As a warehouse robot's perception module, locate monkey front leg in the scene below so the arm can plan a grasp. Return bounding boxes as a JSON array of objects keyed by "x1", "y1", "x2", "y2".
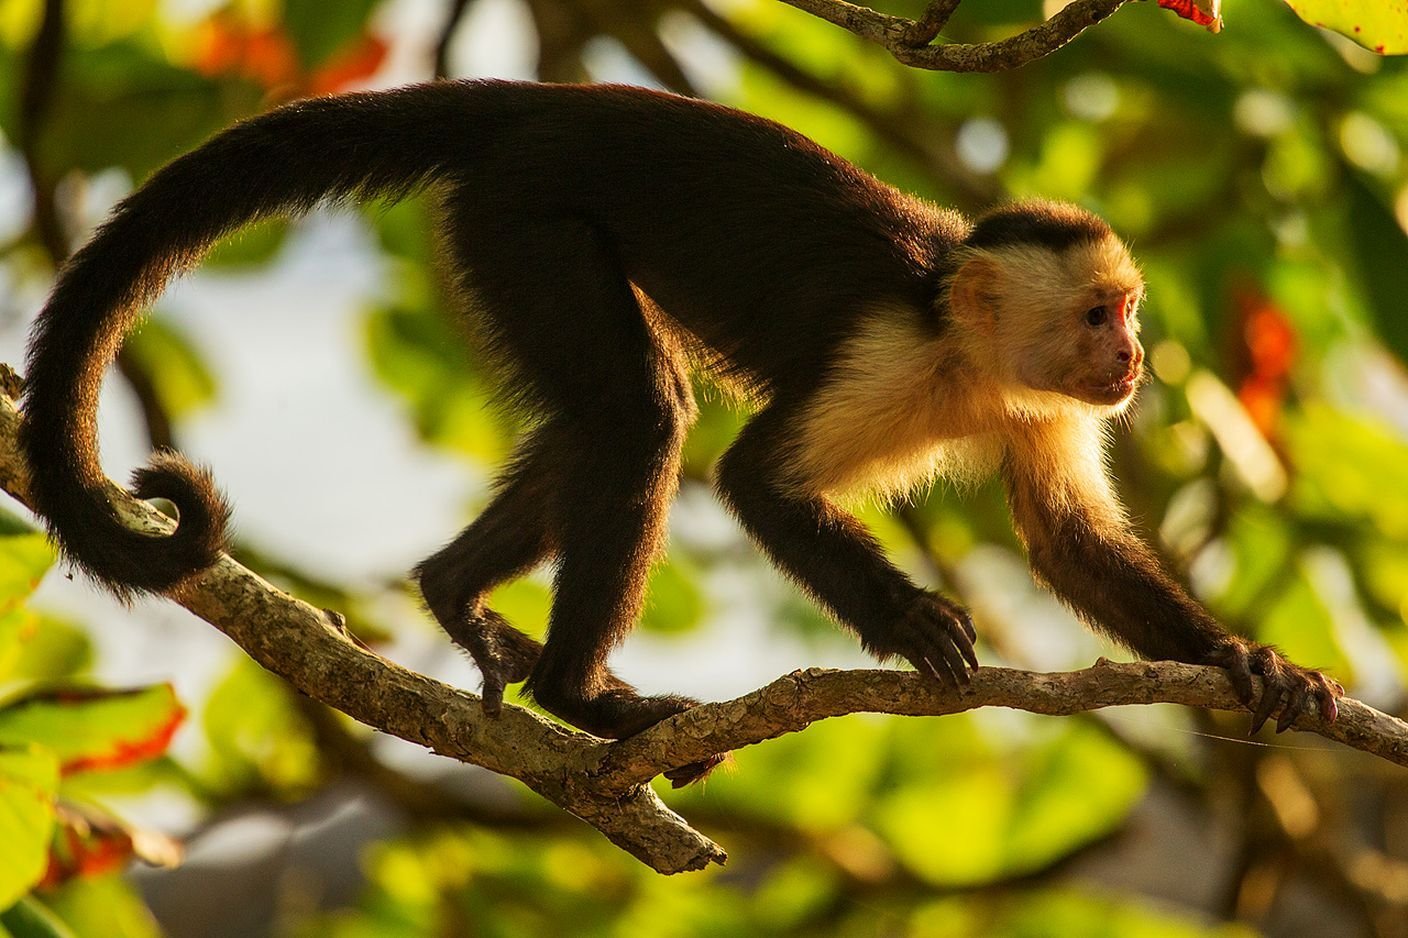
[
  {"x1": 716, "y1": 411, "x2": 978, "y2": 686},
  {"x1": 1003, "y1": 440, "x2": 1342, "y2": 731}
]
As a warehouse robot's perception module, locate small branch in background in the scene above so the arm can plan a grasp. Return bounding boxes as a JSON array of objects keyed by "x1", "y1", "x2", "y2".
[
  {"x1": 17, "y1": 0, "x2": 177, "y2": 452},
  {"x1": 683, "y1": 0, "x2": 996, "y2": 206},
  {"x1": 901, "y1": 0, "x2": 961, "y2": 48},
  {"x1": 433, "y1": 0, "x2": 475, "y2": 80},
  {"x1": 774, "y1": 0, "x2": 1135, "y2": 72}
]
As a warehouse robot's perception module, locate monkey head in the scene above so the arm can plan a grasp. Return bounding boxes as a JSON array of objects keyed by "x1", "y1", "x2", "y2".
[{"x1": 947, "y1": 201, "x2": 1146, "y2": 414}]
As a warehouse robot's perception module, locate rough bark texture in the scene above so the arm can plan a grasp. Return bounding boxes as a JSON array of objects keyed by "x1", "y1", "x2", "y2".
[
  {"x1": 775, "y1": 0, "x2": 1134, "y2": 72},
  {"x1": 2, "y1": 370, "x2": 1405, "y2": 875}
]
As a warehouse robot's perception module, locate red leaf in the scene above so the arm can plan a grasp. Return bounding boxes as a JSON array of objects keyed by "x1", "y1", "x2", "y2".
[
  {"x1": 309, "y1": 35, "x2": 389, "y2": 96},
  {"x1": 40, "y1": 803, "x2": 182, "y2": 889},
  {"x1": 1157, "y1": 0, "x2": 1223, "y2": 32}
]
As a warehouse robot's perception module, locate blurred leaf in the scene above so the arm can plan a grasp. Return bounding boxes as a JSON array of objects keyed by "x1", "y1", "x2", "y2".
[
  {"x1": 0, "y1": 747, "x2": 59, "y2": 909},
  {"x1": 0, "y1": 686, "x2": 183, "y2": 777},
  {"x1": 282, "y1": 0, "x2": 379, "y2": 70},
  {"x1": 202, "y1": 657, "x2": 319, "y2": 794},
  {"x1": 1346, "y1": 176, "x2": 1408, "y2": 361},
  {"x1": 486, "y1": 577, "x2": 551, "y2": 640},
  {"x1": 123, "y1": 316, "x2": 217, "y2": 420},
  {"x1": 43, "y1": 802, "x2": 181, "y2": 889},
  {"x1": 31, "y1": 41, "x2": 247, "y2": 182},
  {"x1": 875, "y1": 720, "x2": 1146, "y2": 885},
  {"x1": 681, "y1": 393, "x2": 746, "y2": 479},
  {"x1": 912, "y1": 887, "x2": 1256, "y2": 937},
  {"x1": 677, "y1": 716, "x2": 888, "y2": 830},
  {"x1": 203, "y1": 217, "x2": 289, "y2": 269},
  {"x1": 0, "y1": 612, "x2": 91, "y2": 688},
  {"x1": 0, "y1": 521, "x2": 54, "y2": 616},
  {"x1": 639, "y1": 555, "x2": 705, "y2": 635},
  {"x1": 39, "y1": 876, "x2": 159, "y2": 938},
  {"x1": 1257, "y1": 566, "x2": 1349, "y2": 676},
  {"x1": 1287, "y1": 404, "x2": 1408, "y2": 540},
  {"x1": 1283, "y1": 0, "x2": 1408, "y2": 53},
  {"x1": 1213, "y1": 504, "x2": 1293, "y2": 618},
  {"x1": 0, "y1": 896, "x2": 76, "y2": 938},
  {"x1": 363, "y1": 304, "x2": 510, "y2": 463}
]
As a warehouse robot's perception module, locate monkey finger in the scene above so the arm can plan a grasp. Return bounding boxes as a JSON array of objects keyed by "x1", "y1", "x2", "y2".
[
  {"x1": 933, "y1": 634, "x2": 972, "y2": 686},
  {"x1": 922, "y1": 653, "x2": 961, "y2": 689},
  {"x1": 480, "y1": 675, "x2": 505, "y2": 717},
  {"x1": 946, "y1": 618, "x2": 980, "y2": 671},
  {"x1": 956, "y1": 609, "x2": 977, "y2": 644},
  {"x1": 1276, "y1": 683, "x2": 1309, "y2": 734},
  {"x1": 1221, "y1": 653, "x2": 1255, "y2": 706},
  {"x1": 1248, "y1": 683, "x2": 1283, "y2": 736},
  {"x1": 1316, "y1": 685, "x2": 1340, "y2": 723}
]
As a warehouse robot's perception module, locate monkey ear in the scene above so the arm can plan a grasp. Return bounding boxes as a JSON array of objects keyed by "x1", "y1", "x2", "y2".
[{"x1": 949, "y1": 256, "x2": 1001, "y2": 333}]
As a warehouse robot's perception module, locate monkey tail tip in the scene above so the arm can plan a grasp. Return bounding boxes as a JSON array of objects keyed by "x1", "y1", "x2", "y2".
[{"x1": 42, "y1": 450, "x2": 233, "y2": 599}]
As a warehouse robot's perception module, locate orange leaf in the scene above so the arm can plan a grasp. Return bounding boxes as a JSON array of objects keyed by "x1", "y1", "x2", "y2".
[
  {"x1": 310, "y1": 35, "x2": 389, "y2": 96},
  {"x1": 1157, "y1": 0, "x2": 1223, "y2": 32}
]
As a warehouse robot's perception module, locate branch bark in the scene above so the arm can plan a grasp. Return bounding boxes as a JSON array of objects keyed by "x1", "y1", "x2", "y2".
[
  {"x1": 774, "y1": 0, "x2": 1135, "y2": 72},
  {"x1": 1, "y1": 367, "x2": 1406, "y2": 875}
]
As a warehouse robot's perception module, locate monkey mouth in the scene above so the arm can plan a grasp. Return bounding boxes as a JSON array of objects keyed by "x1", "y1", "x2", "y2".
[{"x1": 1088, "y1": 372, "x2": 1139, "y2": 403}]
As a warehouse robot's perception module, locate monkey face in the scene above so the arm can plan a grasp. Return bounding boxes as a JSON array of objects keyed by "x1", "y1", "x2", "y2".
[{"x1": 949, "y1": 232, "x2": 1146, "y2": 414}]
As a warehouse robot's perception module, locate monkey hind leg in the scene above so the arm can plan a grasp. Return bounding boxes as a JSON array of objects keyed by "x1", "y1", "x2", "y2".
[
  {"x1": 416, "y1": 436, "x2": 558, "y2": 714},
  {"x1": 445, "y1": 207, "x2": 720, "y2": 783}
]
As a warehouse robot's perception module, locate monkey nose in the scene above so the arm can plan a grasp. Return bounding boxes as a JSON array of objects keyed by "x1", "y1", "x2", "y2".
[{"x1": 1116, "y1": 349, "x2": 1132, "y2": 363}]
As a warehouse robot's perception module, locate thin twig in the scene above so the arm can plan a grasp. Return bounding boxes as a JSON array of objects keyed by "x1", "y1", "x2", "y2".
[{"x1": 774, "y1": 0, "x2": 1135, "y2": 72}]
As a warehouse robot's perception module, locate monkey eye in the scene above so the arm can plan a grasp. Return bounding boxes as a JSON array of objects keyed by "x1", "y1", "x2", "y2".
[{"x1": 1085, "y1": 306, "x2": 1108, "y2": 327}]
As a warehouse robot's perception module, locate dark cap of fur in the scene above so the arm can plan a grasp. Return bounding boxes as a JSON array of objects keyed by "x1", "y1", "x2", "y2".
[{"x1": 965, "y1": 199, "x2": 1112, "y2": 252}]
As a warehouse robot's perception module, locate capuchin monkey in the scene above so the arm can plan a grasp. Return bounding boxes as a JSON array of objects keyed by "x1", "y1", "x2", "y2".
[{"x1": 21, "y1": 81, "x2": 1342, "y2": 785}]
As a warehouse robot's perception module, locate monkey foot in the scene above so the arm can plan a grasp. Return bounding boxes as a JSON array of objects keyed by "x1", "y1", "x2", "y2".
[
  {"x1": 869, "y1": 590, "x2": 980, "y2": 689},
  {"x1": 1209, "y1": 639, "x2": 1344, "y2": 734},
  {"x1": 663, "y1": 752, "x2": 728, "y2": 788},
  {"x1": 443, "y1": 609, "x2": 542, "y2": 716}
]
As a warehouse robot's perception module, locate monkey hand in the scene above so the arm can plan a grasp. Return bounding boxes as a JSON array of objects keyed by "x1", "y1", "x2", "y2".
[
  {"x1": 867, "y1": 589, "x2": 980, "y2": 689},
  {"x1": 1207, "y1": 638, "x2": 1343, "y2": 734}
]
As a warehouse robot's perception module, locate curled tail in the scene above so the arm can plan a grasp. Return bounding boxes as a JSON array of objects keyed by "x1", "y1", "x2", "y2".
[{"x1": 21, "y1": 81, "x2": 480, "y2": 595}]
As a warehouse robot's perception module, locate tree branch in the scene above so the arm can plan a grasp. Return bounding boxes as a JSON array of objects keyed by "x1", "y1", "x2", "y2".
[
  {"x1": 1, "y1": 368, "x2": 1406, "y2": 876},
  {"x1": 774, "y1": 0, "x2": 1135, "y2": 72}
]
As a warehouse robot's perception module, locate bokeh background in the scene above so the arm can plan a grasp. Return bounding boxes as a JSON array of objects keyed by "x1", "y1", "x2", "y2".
[{"x1": 1, "y1": 0, "x2": 1408, "y2": 935}]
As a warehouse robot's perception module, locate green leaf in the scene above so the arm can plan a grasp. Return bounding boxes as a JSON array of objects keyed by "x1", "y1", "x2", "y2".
[
  {"x1": 1346, "y1": 177, "x2": 1408, "y2": 362},
  {"x1": 282, "y1": 0, "x2": 379, "y2": 69},
  {"x1": 1283, "y1": 0, "x2": 1408, "y2": 53},
  {"x1": 34, "y1": 41, "x2": 249, "y2": 183},
  {"x1": 1257, "y1": 568, "x2": 1349, "y2": 678},
  {"x1": 0, "y1": 526, "x2": 54, "y2": 616},
  {"x1": 123, "y1": 317, "x2": 217, "y2": 421},
  {"x1": 639, "y1": 556, "x2": 706, "y2": 635},
  {"x1": 875, "y1": 720, "x2": 1146, "y2": 885},
  {"x1": 0, "y1": 896, "x2": 77, "y2": 938},
  {"x1": 1287, "y1": 404, "x2": 1408, "y2": 540},
  {"x1": 203, "y1": 217, "x2": 290, "y2": 269},
  {"x1": 202, "y1": 658, "x2": 318, "y2": 794},
  {"x1": 0, "y1": 686, "x2": 184, "y2": 776},
  {"x1": 363, "y1": 304, "x2": 511, "y2": 463},
  {"x1": 0, "y1": 747, "x2": 60, "y2": 909},
  {"x1": 913, "y1": 887, "x2": 1257, "y2": 937},
  {"x1": 39, "y1": 877, "x2": 160, "y2": 938},
  {"x1": 0, "y1": 612, "x2": 91, "y2": 688}
]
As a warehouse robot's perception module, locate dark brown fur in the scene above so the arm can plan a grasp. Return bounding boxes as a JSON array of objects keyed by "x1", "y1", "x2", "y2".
[{"x1": 22, "y1": 82, "x2": 1339, "y2": 785}]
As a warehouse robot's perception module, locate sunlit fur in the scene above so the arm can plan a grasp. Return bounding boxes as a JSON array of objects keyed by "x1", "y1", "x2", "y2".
[{"x1": 790, "y1": 233, "x2": 1145, "y2": 503}]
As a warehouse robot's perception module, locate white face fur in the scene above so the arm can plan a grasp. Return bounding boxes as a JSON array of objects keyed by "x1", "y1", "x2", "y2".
[{"x1": 949, "y1": 234, "x2": 1146, "y2": 414}]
